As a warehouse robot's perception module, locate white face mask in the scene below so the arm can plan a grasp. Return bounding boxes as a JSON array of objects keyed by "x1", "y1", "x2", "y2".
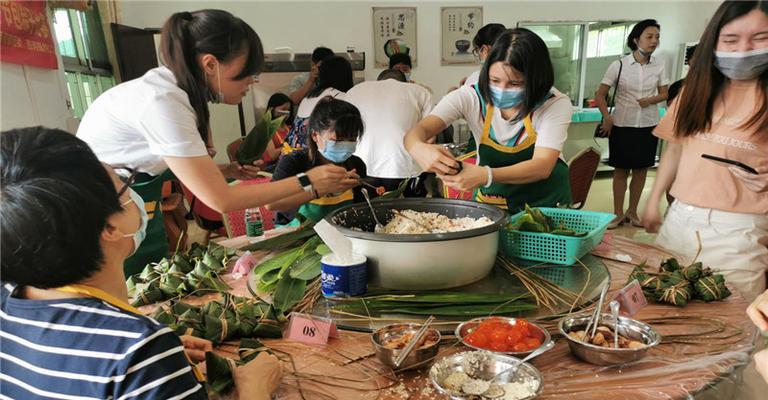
[
  {"x1": 121, "y1": 188, "x2": 148, "y2": 257},
  {"x1": 715, "y1": 47, "x2": 768, "y2": 80}
]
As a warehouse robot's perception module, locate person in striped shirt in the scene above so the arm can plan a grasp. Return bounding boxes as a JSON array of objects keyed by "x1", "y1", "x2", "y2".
[{"x1": 0, "y1": 127, "x2": 282, "y2": 400}]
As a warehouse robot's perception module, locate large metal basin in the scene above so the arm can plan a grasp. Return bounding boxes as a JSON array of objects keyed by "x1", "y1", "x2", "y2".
[{"x1": 324, "y1": 198, "x2": 507, "y2": 290}]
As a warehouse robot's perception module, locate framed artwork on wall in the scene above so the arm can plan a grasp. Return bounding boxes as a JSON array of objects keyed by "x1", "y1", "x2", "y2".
[
  {"x1": 441, "y1": 6, "x2": 483, "y2": 65},
  {"x1": 372, "y1": 7, "x2": 417, "y2": 68}
]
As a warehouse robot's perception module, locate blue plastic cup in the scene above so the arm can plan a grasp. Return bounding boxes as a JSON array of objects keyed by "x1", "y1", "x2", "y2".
[{"x1": 320, "y1": 253, "x2": 367, "y2": 297}]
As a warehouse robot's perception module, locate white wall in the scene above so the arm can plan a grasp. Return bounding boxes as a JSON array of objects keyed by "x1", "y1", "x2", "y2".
[
  {"x1": 117, "y1": 0, "x2": 720, "y2": 162},
  {"x1": 120, "y1": 0, "x2": 720, "y2": 93},
  {"x1": 1, "y1": 9, "x2": 73, "y2": 132}
]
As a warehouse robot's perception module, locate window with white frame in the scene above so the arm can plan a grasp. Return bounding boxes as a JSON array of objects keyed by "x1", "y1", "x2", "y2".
[{"x1": 519, "y1": 21, "x2": 637, "y2": 108}]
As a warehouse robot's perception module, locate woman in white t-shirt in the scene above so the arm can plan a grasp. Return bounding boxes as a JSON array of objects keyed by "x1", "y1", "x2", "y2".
[
  {"x1": 77, "y1": 10, "x2": 357, "y2": 275},
  {"x1": 285, "y1": 56, "x2": 353, "y2": 151},
  {"x1": 405, "y1": 29, "x2": 573, "y2": 212}
]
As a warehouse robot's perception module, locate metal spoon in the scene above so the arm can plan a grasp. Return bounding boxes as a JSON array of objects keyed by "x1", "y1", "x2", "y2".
[
  {"x1": 360, "y1": 188, "x2": 384, "y2": 233},
  {"x1": 585, "y1": 280, "x2": 611, "y2": 339},
  {"x1": 610, "y1": 300, "x2": 620, "y2": 348},
  {"x1": 393, "y1": 315, "x2": 435, "y2": 368},
  {"x1": 480, "y1": 340, "x2": 556, "y2": 398}
]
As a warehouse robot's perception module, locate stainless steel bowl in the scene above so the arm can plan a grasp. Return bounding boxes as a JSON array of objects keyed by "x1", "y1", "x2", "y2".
[
  {"x1": 326, "y1": 198, "x2": 507, "y2": 290},
  {"x1": 558, "y1": 313, "x2": 661, "y2": 366},
  {"x1": 372, "y1": 323, "x2": 441, "y2": 370},
  {"x1": 456, "y1": 317, "x2": 552, "y2": 358},
  {"x1": 430, "y1": 350, "x2": 542, "y2": 400}
]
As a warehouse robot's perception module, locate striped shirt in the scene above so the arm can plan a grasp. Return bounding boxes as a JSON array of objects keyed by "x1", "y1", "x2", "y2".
[{"x1": 0, "y1": 282, "x2": 207, "y2": 400}]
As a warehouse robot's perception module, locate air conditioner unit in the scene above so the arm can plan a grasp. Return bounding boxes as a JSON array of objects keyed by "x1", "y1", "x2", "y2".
[{"x1": 677, "y1": 41, "x2": 698, "y2": 79}]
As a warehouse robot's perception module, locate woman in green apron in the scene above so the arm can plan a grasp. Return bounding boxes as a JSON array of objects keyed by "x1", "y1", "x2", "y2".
[
  {"x1": 267, "y1": 97, "x2": 367, "y2": 222},
  {"x1": 77, "y1": 10, "x2": 358, "y2": 277},
  {"x1": 405, "y1": 28, "x2": 573, "y2": 212}
]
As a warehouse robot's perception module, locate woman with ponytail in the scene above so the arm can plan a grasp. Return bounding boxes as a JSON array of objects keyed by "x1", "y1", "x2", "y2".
[
  {"x1": 77, "y1": 10, "x2": 358, "y2": 275},
  {"x1": 267, "y1": 97, "x2": 367, "y2": 222}
]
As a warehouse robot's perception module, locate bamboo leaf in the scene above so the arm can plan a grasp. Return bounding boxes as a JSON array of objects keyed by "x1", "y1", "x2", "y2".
[
  {"x1": 288, "y1": 252, "x2": 323, "y2": 280},
  {"x1": 205, "y1": 352, "x2": 235, "y2": 395},
  {"x1": 239, "y1": 222, "x2": 316, "y2": 252},
  {"x1": 273, "y1": 274, "x2": 307, "y2": 313}
]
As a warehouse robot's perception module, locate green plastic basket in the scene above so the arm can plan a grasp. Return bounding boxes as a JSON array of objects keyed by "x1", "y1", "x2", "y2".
[{"x1": 501, "y1": 208, "x2": 614, "y2": 265}]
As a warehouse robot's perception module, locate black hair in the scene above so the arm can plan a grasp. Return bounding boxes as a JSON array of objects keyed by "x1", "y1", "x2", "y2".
[
  {"x1": 674, "y1": 1, "x2": 768, "y2": 136},
  {"x1": 160, "y1": 9, "x2": 265, "y2": 144},
  {"x1": 307, "y1": 97, "x2": 364, "y2": 162},
  {"x1": 306, "y1": 56, "x2": 353, "y2": 98},
  {"x1": 267, "y1": 92, "x2": 295, "y2": 126},
  {"x1": 311, "y1": 47, "x2": 334, "y2": 63},
  {"x1": 473, "y1": 23, "x2": 507, "y2": 49},
  {"x1": 388, "y1": 53, "x2": 412, "y2": 69},
  {"x1": 478, "y1": 28, "x2": 554, "y2": 120},
  {"x1": 1, "y1": 127, "x2": 122, "y2": 289},
  {"x1": 627, "y1": 19, "x2": 660, "y2": 51},
  {"x1": 377, "y1": 68, "x2": 406, "y2": 82}
]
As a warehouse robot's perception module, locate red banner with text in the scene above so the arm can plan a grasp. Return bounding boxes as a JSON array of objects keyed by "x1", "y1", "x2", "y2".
[{"x1": 0, "y1": 1, "x2": 58, "y2": 69}]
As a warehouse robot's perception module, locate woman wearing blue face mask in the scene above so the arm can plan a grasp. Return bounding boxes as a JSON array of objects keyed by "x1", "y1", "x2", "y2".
[
  {"x1": 405, "y1": 28, "x2": 573, "y2": 212},
  {"x1": 642, "y1": 0, "x2": 768, "y2": 301},
  {"x1": 268, "y1": 97, "x2": 366, "y2": 222}
]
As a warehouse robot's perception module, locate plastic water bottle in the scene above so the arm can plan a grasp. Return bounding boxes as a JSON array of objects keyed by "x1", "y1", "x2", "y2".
[{"x1": 244, "y1": 208, "x2": 264, "y2": 238}]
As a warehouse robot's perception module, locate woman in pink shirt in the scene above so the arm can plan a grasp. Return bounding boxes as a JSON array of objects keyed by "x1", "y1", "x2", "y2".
[{"x1": 643, "y1": 0, "x2": 768, "y2": 301}]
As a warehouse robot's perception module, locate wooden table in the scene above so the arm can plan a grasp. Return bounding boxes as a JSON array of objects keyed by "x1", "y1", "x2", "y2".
[{"x1": 161, "y1": 232, "x2": 759, "y2": 399}]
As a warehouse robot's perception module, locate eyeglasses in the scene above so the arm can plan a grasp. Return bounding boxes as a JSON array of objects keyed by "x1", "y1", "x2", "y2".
[{"x1": 116, "y1": 168, "x2": 138, "y2": 198}]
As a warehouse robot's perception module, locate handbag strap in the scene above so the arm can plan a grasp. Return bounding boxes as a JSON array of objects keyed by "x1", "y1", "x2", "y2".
[{"x1": 608, "y1": 59, "x2": 623, "y2": 114}]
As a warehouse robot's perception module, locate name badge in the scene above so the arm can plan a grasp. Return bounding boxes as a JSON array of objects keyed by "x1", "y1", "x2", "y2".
[{"x1": 284, "y1": 312, "x2": 338, "y2": 345}]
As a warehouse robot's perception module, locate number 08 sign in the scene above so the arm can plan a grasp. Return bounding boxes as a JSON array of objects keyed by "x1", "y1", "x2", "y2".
[{"x1": 285, "y1": 312, "x2": 339, "y2": 345}]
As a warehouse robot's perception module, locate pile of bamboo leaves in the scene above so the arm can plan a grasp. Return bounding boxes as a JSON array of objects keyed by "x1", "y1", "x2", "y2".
[
  {"x1": 127, "y1": 242, "x2": 235, "y2": 306},
  {"x1": 330, "y1": 291, "x2": 536, "y2": 317},
  {"x1": 151, "y1": 294, "x2": 282, "y2": 345}
]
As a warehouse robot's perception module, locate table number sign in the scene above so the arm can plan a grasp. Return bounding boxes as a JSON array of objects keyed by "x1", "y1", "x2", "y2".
[
  {"x1": 613, "y1": 279, "x2": 648, "y2": 316},
  {"x1": 285, "y1": 312, "x2": 338, "y2": 345}
]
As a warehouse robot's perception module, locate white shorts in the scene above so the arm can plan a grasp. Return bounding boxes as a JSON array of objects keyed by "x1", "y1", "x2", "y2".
[{"x1": 656, "y1": 200, "x2": 768, "y2": 302}]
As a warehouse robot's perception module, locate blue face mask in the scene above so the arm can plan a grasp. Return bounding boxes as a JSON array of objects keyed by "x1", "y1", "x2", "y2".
[
  {"x1": 320, "y1": 140, "x2": 356, "y2": 163},
  {"x1": 121, "y1": 188, "x2": 148, "y2": 257},
  {"x1": 404, "y1": 73, "x2": 411, "y2": 81},
  {"x1": 489, "y1": 85, "x2": 525, "y2": 109}
]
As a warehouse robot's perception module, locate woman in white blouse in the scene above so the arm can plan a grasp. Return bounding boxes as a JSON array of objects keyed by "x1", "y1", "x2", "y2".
[{"x1": 595, "y1": 19, "x2": 669, "y2": 229}]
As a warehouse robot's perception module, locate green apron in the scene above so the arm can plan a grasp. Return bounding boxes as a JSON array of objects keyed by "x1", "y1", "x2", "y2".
[
  {"x1": 123, "y1": 170, "x2": 174, "y2": 277},
  {"x1": 298, "y1": 189, "x2": 355, "y2": 222},
  {"x1": 472, "y1": 85, "x2": 572, "y2": 213}
]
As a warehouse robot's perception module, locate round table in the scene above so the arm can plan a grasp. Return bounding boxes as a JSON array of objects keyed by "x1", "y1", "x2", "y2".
[{"x1": 188, "y1": 233, "x2": 759, "y2": 399}]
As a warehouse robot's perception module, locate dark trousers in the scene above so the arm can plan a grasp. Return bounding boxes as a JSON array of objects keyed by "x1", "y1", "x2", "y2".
[{"x1": 366, "y1": 172, "x2": 430, "y2": 198}]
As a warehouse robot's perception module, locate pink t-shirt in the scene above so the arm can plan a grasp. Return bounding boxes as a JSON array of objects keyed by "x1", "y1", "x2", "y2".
[{"x1": 654, "y1": 80, "x2": 768, "y2": 214}]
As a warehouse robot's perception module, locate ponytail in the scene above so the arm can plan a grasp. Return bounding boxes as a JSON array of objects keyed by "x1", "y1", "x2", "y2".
[{"x1": 160, "y1": 10, "x2": 264, "y2": 143}]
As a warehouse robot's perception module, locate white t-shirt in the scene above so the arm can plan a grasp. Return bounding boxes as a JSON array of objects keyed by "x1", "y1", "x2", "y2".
[
  {"x1": 430, "y1": 85, "x2": 572, "y2": 162},
  {"x1": 77, "y1": 66, "x2": 208, "y2": 176},
  {"x1": 295, "y1": 87, "x2": 345, "y2": 119},
  {"x1": 345, "y1": 79, "x2": 433, "y2": 178},
  {"x1": 601, "y1": 54, "x2": 669, "y2": 128},
  {"x1": 464, "y1": 70, "x2": 481, "y2": 87}
]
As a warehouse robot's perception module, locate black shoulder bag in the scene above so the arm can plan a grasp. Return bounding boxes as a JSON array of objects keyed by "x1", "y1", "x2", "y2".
[{"x1": 594, "y1": 60, "x2": 623, "y2": 138}]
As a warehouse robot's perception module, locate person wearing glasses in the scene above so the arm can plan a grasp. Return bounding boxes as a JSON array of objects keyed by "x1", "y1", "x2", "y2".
[
  {"x1": 77, "y1": 10, "x2": 357, "y2": 276},
  {"x1": 405, "y1": 29, "x2": 573, "y2": 212},
  {"x1": 0, "y1": 127, "x2": 283, "y2": 400},
  {"x1": 463, "y1": 23, "x2": 507, "y2": 87}
]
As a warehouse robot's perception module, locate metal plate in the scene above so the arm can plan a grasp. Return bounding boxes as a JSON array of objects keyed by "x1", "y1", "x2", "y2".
[{"x1": 311, "y1": 254, "x2": 610, "y2": 334}]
